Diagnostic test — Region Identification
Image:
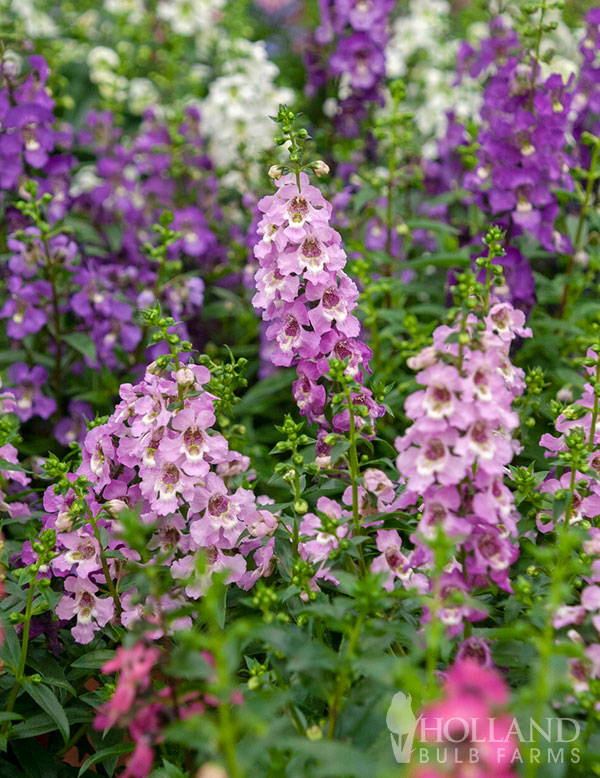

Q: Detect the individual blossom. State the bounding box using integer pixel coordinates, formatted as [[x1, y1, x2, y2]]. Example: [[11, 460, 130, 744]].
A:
[[7, 363, 56, 422], [55, 577, 114, 644]]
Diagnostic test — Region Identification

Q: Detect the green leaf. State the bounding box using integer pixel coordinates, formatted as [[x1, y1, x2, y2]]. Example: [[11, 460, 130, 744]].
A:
[[0, 757, 27, 778], [11, 712, 57, 739], [0, 712, 23, 723], [0, 621, 21, 669], [12, 737, 59, 778], [405, 217, 460, 235], [0, 458, 26, 472], [78, 743, 134, 777], [329, 439, 351, 466], [236, 369, 294, 413], [151, 759, 187, 778], [407, 251, 471, 270], [71, 649, 115, 669], [22, 679, 70, 743], [63, 331, 97, 363]]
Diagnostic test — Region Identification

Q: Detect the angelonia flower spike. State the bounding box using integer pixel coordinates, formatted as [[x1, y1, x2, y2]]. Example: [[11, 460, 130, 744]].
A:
[[36, 318, 276, 645], [253, 106, 383, 439]]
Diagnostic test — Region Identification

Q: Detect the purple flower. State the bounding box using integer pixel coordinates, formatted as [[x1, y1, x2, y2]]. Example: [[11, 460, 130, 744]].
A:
[[0, 277, 50, 339], [330, 33, 385, 90], [8, 363, 56, 422]]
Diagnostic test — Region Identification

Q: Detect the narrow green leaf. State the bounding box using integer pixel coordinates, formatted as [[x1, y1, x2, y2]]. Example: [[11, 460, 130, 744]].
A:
[[22, 679, 70, 743], [0, 458, 26, 472], [0, 712, 23, 723], [63, 331, 97, 362], [78, 743, 134, 777], [71, 649, 115, 669]]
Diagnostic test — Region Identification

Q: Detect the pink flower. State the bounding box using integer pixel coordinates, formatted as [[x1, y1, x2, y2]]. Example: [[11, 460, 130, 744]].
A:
[[252, 171, 379, 434], [99, 643, 160, 726], [56, 577, 114, 644], [371, 530, 427, 593]]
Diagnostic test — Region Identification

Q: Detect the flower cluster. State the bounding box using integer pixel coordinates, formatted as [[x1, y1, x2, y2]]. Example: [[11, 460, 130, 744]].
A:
[[94, 642, 213, 778], [201, 40, 294, 174], [253, 171, 381, 433], [412, 660, 518, 778], [42, 360, 276, 644], [394, 299, 531, 613], [0, 54, 64, 193], [458, 20, 574, 254], [572, 8, 600, 163], [307, 0, 393, 138], [385, 0, 483, 155], [0, 59, 220, 430]]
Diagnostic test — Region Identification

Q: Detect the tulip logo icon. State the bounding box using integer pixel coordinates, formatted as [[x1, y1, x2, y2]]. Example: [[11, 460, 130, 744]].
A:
[[386, 692, 418, 763]]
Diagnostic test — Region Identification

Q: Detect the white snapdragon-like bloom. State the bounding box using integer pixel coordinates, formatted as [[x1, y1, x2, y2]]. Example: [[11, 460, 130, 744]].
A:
[[128, 77, 160, 115], [87, 46, 130, 102], [104, 0, 145, 24], [200, 40, 294, 170], [386, 0, 447, 78], [385, 0, 482, 154], [7, 0, 57, 37], [87, 46, 120, 74], [156, 0, 226, 37], [70, 167, 103, 198]]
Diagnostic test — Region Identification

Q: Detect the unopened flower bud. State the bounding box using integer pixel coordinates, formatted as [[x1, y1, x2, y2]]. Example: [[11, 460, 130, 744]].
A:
[[55, 512, 74, 532], [104, 499, 128, 518], [294, 499, 308, 514], [313, 160, 330, 177], [268, 165, 283, 180], [146, 360, 163, 376], [176, 367, 195, 387]]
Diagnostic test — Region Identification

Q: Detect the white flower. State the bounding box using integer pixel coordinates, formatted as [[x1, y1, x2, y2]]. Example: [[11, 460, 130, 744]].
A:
[[128, 77, 159, 115], [384, 0, 482, 150], [9, 0, 57, 37], [156, 0, 226, 37], [104, 0, 144, 23], [69, 166, 102, 197], [87, 46, 120, 71], [201, 40, 294, 170]]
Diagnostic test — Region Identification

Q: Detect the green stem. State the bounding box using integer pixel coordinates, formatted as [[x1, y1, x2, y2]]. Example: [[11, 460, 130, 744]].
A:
[[560, 140, 600, 316], [364, 284, 382, 374], [4, 577, 36, 715], [525, 466, 574, 778], [86, 504, 122, 617], [327, 615, 363, 739], [342, 382, 367, 576], [425, 576, 442, 701], [528, 0, 547, 111], [386, 141, 397, 261]]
